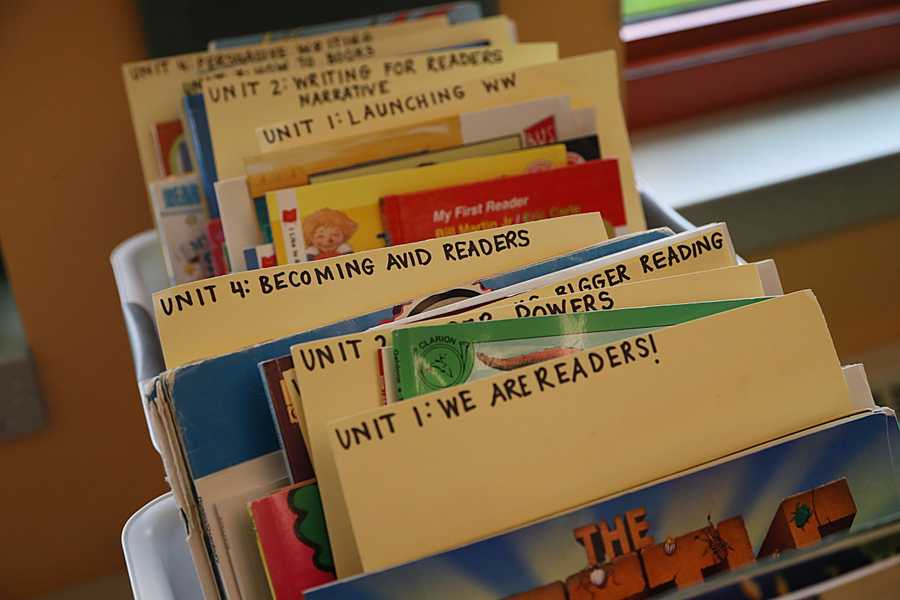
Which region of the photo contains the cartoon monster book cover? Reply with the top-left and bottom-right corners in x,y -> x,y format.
250,479 -> 336,599
305,410 -> 900,599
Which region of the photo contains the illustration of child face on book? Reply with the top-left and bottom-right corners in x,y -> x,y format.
303,208 -> 358,261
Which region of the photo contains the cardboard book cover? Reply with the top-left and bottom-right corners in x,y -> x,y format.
308,408 -> 900,599
259,356 -> 313,483
209,1 -> 481,48
151,119 -> 192,177
392,298 -> 768,400
250,479 -> 336,599
381,158 -> 624,245
328,292 -> 868,573
266,144 -> 568,264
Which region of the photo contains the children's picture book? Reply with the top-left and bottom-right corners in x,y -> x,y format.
208,1 -> 481,48
266,144 -> 568,264
328,292 -> 865,573
148,174 -> 212,285
249,479 -> 336,599
259,356 -> 313,483
307,407 -> 898,599
381,158 -> 625,244
151,119 -> 192,177
391,298 -> 768,400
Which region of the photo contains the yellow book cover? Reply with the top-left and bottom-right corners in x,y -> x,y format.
153,212 -> 608,368
121,15 -> 512,204
267,144 -> 567,263
289,259 -> 780,575
328,291 -> 856,574
205,43 -> 559,181
254,52 -> 645,231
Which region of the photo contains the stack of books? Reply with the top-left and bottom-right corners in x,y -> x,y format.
121,4 -> 900,599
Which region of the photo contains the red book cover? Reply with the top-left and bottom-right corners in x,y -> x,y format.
206,218 -> 228,275
250,480 -> 336,599
260,357 -> 315,483
152,119 -> 192,177
380,159 -> 625,245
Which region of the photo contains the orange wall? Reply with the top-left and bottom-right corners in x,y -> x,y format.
0,2 -> 164,598
747,214 -> 900,361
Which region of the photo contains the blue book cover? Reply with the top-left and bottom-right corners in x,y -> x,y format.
306,410 -> 900,600
183,94 -> 219,218
243,247 -> 260,270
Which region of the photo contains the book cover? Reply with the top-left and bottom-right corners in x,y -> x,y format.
254,52 -> 646,232
328,292 -> 862,573
154,213 -> 609,369
307,408 -> 899,599
147,174 -> 212,285
250,480 -> 336,599
381,159 -> 625,245
392,298 -> 768,400
182,93 -> 220,218
209,2 -> 481,48
205,217 -> 228,276
243,243 -> 276,271
259,357 -> 313,483
204,44 -> 558,182
267,144 -> 567,263
151,119 -> 192,177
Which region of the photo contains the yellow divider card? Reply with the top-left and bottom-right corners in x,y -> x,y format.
121,15 -> 513,198
255,52 -> 645,232
290,259 -> 779,576
205,43 -> 559,181
267,144 -> 567,262
329,291 -> 854,573
153,213 -> 607,368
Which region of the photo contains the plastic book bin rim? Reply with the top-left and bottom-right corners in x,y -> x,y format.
122,492 -> 204,600
118,191 -> 693,600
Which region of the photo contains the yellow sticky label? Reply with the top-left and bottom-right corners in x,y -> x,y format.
205,43 -> 558,181
254,52 -> 645,231
154,212 -> 607,368
329,292 -> 852,573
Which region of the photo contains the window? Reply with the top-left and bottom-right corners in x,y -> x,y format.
621,0 -> 900,128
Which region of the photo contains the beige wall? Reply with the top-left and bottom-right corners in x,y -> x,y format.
0,2 -> 164,598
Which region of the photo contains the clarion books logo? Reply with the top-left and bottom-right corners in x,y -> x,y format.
418,335 -> 474,390
162,182 -> 202,210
